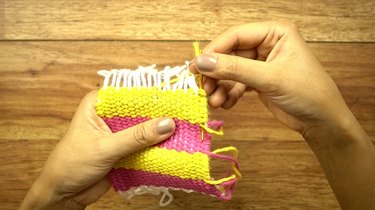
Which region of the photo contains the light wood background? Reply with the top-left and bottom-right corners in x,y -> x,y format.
0,1 -> 374,209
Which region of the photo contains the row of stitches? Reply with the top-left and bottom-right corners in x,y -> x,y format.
108,168 -> 223,198
113,146 -> 210,180
103,117 -> 212,153
96,87 -> 207,123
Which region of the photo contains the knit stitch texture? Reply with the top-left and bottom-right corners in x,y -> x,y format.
96,66 -> 240,205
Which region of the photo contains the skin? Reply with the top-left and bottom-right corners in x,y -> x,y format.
20,21 -> 375,210
19,91 -> 176,210
190,20 -> 375,210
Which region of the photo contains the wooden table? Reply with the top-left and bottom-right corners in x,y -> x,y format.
0,1 -> 374,209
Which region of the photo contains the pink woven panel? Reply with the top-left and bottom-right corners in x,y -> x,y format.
103,117 -> 223,153
109,168 -> 230,199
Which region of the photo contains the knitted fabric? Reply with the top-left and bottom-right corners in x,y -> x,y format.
96,64 -> 240,206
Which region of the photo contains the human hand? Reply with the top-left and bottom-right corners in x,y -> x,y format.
190,21 -> 375,209
190,20 -> 353,138
19,91 -> 176,210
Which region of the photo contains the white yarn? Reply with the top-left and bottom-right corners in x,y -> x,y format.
118,185 -> 195,207
97,62 -> 199,94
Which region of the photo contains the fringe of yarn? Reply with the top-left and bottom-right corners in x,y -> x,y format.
97,61 -> 199,94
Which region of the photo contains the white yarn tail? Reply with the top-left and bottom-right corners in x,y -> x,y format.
97,61 -> 199,94
119,186 -> 173,207
118,185 -> 195,207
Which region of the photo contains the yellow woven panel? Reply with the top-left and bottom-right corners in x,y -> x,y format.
96,87 -> 208,124
113,147 -> 211,180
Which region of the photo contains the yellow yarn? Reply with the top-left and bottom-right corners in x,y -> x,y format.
212,146 -> 242,179
193,42 -> 205,139
205,174 -> 237,185
114,147 -> 211,180
96,87 -> 208,124
193,42 -> 202,57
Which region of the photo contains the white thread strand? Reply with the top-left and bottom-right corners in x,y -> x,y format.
97,70 -> 112,89
163,66 -> 171,91
122,70 -> 129,87
188,76 -> 199,94
110,69 -> 118,87
118,185 -> 198,207
183,72 -> 189,92
157,71 -> 162,90
147,69 -> 156,88
129,70 -> 134,88
135,70 -> 141,88
159,190 -> 173,207
171,68 -> 183,92
115,70 -> 123,90
141,70 -> 147,87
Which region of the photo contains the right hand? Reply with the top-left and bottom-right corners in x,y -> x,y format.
190,20 -> 353,138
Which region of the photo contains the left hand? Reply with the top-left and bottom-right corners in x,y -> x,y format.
19,91 -> 176,210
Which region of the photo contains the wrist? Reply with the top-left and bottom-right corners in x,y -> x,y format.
301,109 -> 375,210
302,110 -> 369,149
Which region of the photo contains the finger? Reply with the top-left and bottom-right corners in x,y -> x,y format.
70,90 -> 112,133
189,60 -> 199,74
221,82 -> 247,109
104,117 -> 175,158
208,85 -> 228,108
233,49 -> 258,60
195,53 -> 272,91
73,90 -> 98,118
203,21 -> 276,54
203,76 -> 217,95
73,177 -> 111,206
203,21 -> 293,54
190,64 -> 219,95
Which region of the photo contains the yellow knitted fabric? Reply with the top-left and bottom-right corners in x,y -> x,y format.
96,64 -> 240,203
114,147 -> 211,180
96,87 -> 208,124
97,43 -> 240,204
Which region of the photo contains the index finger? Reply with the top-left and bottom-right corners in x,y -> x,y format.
203,21 -> 282,54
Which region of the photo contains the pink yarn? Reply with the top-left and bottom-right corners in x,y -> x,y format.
103,116 -> 236,200
103,117 -> 223,154
208,152 -> 240,171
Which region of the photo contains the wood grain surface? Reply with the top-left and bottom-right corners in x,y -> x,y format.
0,1 -> 374,210
1,42 -> 374,141
1,0 -> 375,41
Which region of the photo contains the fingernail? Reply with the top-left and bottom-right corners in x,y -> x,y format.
156,118 -> 174,135
196,54 -> 217,72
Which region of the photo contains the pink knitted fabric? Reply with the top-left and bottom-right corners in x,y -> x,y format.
103,116 -> 237,199
103,117 -> 222,154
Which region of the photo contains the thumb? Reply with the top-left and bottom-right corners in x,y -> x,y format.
194,53 -> 271,90
103,117 -> 175,159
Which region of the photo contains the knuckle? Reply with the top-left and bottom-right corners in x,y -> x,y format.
132,125 -> 150,146
222,56 -> 241,79
81,90 -> 98,105
276,19 -> 298,31
84,90 -> 98,100
224,25 -> 238,33
223,25 -> 242,38
222,98 -> 237,110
